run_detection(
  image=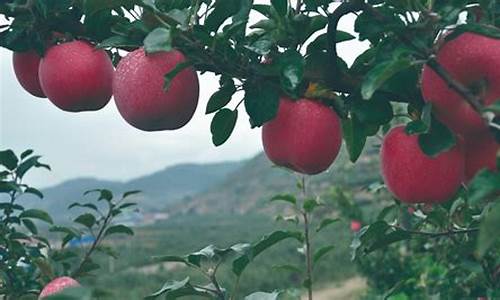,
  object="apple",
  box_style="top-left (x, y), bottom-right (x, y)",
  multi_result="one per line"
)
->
top-left (262, 97), bottom-right (342, 175)
top-left (39, 276), bottom-right (79, 299)
top-left (12, 51), bottom-right (46, 98)
top-left (113, 48), bottom-right (199, 131)
top-left (464, 131), bottom-right (499, 182)
top-left (421, 32), bottom-right (500, 136)
top-left (350, 220), bottom-right (362, 232)
top-left (380, 126), bottom-right (465, 204)
top-left (38, 40), bottom-right (114, 112)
